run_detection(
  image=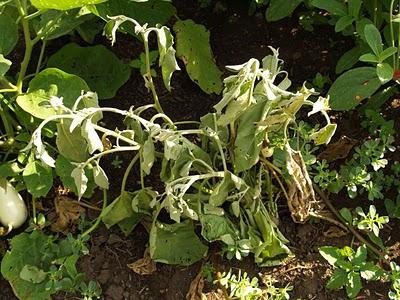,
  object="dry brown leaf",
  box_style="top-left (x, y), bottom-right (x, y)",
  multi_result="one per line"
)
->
top-left (51, 196), bottom-right (85, 233)
top-left (186, 271), bottom-right (205, 300)
top-left (128, 248), bottom-right (156, 275)
top-left (318, 136), bottom-right (357, 162)
top-left (323, 226), bottom-right (348, 238)
top-left (203, 291), bottom-right (225, 300)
